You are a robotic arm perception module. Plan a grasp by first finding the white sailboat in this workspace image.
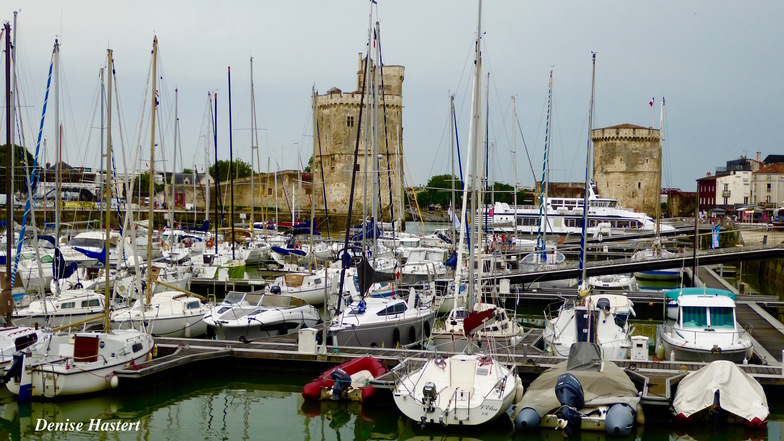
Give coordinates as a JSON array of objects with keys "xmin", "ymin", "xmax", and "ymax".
[
  {"xmin": 541, "ymin": 54, "xmax": 635, "ymax": 360},
  {"xmin": 4, "ymin": 47, "xmax": 154, "ymax": 400},
  {"xmin": 110, "ymin": 38, "xmax": 208, "ymax": 338},
  {"xmin": 393, "ymin": 1, "xmax": 520, "ymax": 426}
]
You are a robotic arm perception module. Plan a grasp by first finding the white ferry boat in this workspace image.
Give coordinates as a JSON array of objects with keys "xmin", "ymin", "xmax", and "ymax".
[{"xmin": 488, "ymin": 185, "xmax": 674, "ymax": 237}]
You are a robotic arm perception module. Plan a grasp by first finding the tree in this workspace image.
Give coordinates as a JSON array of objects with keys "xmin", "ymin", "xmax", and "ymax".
[
  {"xmin": 416, "ymin": 174, "xmax": 464, "ymax": 208},
  {"xmin": 209, "ymin": 159, "xmax": 252, "ymax": 182},
  {"xmin": 130, "ymin": 172, "xmax": 165, "ymax": 201},
  {"xmin": 304, "ymin": 156, "xmax": 313, "ymax": 173},
  {"xmin": 0, "ymin": 144, "xmax": 39, "ymax": 195}
]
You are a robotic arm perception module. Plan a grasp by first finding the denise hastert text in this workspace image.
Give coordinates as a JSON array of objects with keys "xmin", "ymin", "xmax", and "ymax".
[{"xmin": 35, "ymin": 418, "xmax": 141, "ymax": 432}]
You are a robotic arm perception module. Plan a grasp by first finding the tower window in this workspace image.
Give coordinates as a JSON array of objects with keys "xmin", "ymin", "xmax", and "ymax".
[
  {"xmin": 347, "ymin": 116, "xmax": 355, "ymax": 128},
  {"xmin": 638, "ymin": 182, "xmax": 641, "ymax": 189}
]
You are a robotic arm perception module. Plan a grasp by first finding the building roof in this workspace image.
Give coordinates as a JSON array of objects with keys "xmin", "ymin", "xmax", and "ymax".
[
  {"xmin": 696, "ymin": 174, "xmax": 718, "ymax": 182},
  {"xmin": 598, "ymin": 123, "xmax": 651, "ymax": 130},
  {"xmin": 755, "ymin": 163, "xmax": 784, "ymax": 174},
  {"xmin": 763, "ymin": 154, "xmax": 784, "ymax": 164}
]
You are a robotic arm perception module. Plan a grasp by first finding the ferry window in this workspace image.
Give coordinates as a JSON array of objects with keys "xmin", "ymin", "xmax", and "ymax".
[
  {"xmin": 682, "ymin": 306, "xmax": 708, "ymax": 328},
  {"xmin": 709, "ymin": 307, "xmax": 734, "ymax": 328}
]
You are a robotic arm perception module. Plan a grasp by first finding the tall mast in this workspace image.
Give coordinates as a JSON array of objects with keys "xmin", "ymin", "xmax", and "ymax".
[
  {"xmin": 4, "ymin": 23, "xmax": 12, "ymax": 288},
  {"xmin": 250, "ymin": 57, "xmax": 258, "ymax": 231},
  {"xmin": 310, "ymin": 86, "xmax": 317, "ymax": 272},
  {"xmin": 512, "ymin": 96, "xmax": 519, "ymax": 242},
  {"xmin": 578, "ymin": 53, "xmax": 596, "ymax": 290},
  {"xmin": 146, "ymin": 36, "xmax": 158, "ymax": 306},
  {"xmin": 170, "ymin": 88, "xmax": 178, "ymax": 232},
  {"xmin": 213, "ymin": 92, "xmax": 219, "ymax": 253},
  {"xmin": 450, "ymin": 94, "xmax": 456, "ymax": 243},
  {"xmin": 54, "ymin": 39, "xmax": 61, "ymax": 260},
  {"xmin": 204, "ymin": 92, "xmax": 211, "ymax": 224},
  {"xmin": 103, "ymin": 48, "xmax": 114, "ymax": 332},
  {"xmin": 536, "ymin": 69, "xmax": 553, "ymax": 257},
  {"xmin": 228, "ymin": 66, "xmax": 236, "ymax": 261},
  {"xmin": 454, "ymin": 0, "xmax": 482, "ymax": 321},
  {"xmin": 656, "ymin": 97, "xmax": 664, "ymax": 239}
]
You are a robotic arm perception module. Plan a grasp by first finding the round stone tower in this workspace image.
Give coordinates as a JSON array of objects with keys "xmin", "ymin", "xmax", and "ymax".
[
  {"xmin": 313, "ymin": 54, "xmax": 404, "ymax": 226},
  {"xmin": 591, "ymin": 124, "xmax": 661, "ymax": 215}
]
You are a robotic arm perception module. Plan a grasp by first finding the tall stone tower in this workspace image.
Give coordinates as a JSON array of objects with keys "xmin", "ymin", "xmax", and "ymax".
[
  {"xmin": 592, "ymin": 124, "xmax": 661, "ymax": 215},
  {"xmin": 313, "ymin": 54, "xmax": 405, "ymax": 227}
]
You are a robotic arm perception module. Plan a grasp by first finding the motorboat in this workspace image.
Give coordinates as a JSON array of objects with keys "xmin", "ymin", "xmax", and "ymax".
[
  {"xmin": 203, "ymin": 290, "xmax": 321, "ymax": 341},
  {"xmin": 110, "ymin": 291, "xmax": 208, "ymax": 338},
  {"xmin": 265, "ymin": 270, "xmax": 333, "ymax": 306},
  {"xmin": 13, "ymin": 288, "xmax": 107, "ymax": 329},
  {"xmin": 3, "ymin": 329, "xmax": 154, "ymax": 399},
  {"xmin": 656, "ymin": 287, "xmax": 753, "ymax": 363},
  {"xmin": 542, "ymin": 294, "xmax": 635, "ymax": 360},
  {"xmin": 586, "ymin": 274, "xmax": 638, "ymax": 293},
  {"xmin": 513, "ymin": 342, "xmax": 641, "ymax": 437}
]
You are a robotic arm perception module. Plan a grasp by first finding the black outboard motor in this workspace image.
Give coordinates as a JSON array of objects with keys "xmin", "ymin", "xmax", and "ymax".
[
  {"xmin": 555, "ymin": 373, "xmax": 584, "ymax": 437},
  {"xmin": 330, "ymin": 367, "xmax": 351, "ymax": 401}
]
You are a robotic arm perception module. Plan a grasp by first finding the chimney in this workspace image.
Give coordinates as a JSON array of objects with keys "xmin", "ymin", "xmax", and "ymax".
[
  {"xmin": 706, "ymin": 172, "xmax": 712, "ymax": 177},
  {"xmin": 757, "ymin": 152, "xmax": 761, "ymax": 162}
]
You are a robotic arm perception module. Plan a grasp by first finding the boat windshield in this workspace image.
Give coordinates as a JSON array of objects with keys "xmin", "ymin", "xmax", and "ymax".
[
  {"xmin": 709, "ymin": 307, "xmax": 735, "ymax": 328},
  {"xmin": 682, "ymin": 306, "xmax": 708, "ymax": 328}
]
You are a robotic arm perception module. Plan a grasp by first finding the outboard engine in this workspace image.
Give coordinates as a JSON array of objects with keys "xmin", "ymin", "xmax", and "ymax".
[
  {"xmin": 422, "ymin": 381, "xmax": 437, "ymax": 412},
  {"xmin": 606, "ymin": 403, "xmax": 636, "ymax": 436},
  {"xmin": 330, "ymin": 368, "xmax": 351, "ymax": 401},
  {"xmin": 555, "ymin": 373, "xmax": 584, "ymax": 437},
  {"xmin": 514, "ymin": 407, "xmax": 541, "ymax": 431}
]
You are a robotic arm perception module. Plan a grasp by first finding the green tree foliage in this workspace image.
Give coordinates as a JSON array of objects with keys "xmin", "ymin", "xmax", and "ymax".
[
  {"xmin": 415, "ymin": 174, "xmax": 464, "ymax": 208},
  {"xmin": 304, "ymin": 156, "xmax": 313, "ymax": 173},
  {"xmin": 130, "ymin": 172, "xmax": 165, "ymax": 200},
  {"xmin": 209, "ymin": 159, "xmax": 253, "ymax": 182},
  {"xmin": 0, "ymin": 144, "xmax": 39, "ymax": 194}
]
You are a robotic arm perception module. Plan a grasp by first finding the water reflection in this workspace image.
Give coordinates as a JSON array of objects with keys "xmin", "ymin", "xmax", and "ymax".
[{"xmin": 0, "ymin": 377, "xmax": 778, "ymax": 441}]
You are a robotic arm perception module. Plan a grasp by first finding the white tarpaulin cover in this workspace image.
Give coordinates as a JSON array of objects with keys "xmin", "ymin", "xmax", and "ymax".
[{"xmin": 672, "ymin": 360, "xmax": 768, "ymax": 422}]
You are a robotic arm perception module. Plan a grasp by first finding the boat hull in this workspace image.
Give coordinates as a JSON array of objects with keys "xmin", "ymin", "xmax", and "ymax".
[{"xmin": 329, "ymin": 312, "xmax": 435, "ymax": 348}]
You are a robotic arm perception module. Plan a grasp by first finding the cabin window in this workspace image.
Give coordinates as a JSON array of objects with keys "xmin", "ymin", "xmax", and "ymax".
[
  {"xmin": 682, "ymin": 306, "xmax": 708, "ymax": 328},
  {"xmin": 709, "ymin": 307, "xmax": 734, "ymax": 328},
  {"xmin": 187, "ymin": 301, "xmax": 201, "ymax": 310},
  {"xmin": 82, "ymin": 299, "xmax": 101, "ymax": 308},
  {"xmin": 15, "ymin": 334, "xmax": 38, "ymax": 351},
  {"xmin": 61, "ymin": 302, "xmax": 75, "ymax": 309},
  {"xmin": 377, "ymin": 302, "xmax": 407, "ymax": 316},
  {"xmin": 132, "ymin": 342, "xmax": 144, "ymax": 353}
]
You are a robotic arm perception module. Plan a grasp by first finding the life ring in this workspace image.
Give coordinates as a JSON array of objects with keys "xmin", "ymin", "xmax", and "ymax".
[
  {"xmin": 206, "ymin": 238, "xmax": 215, "ymax": 248},
  {"xmin": 408, "ymin": 326, "xmax": 416, "ymax": 343},
  {"xmin": 434, "ymin": 356, "xmax": 447, "ymax": 369},
  {"xmin": 294, "ymin": 243, "xmax": 302, "ymax": 250},
  {"xmin": 392, "ymin": 328, "xmax": 401, "ymax": 348}
]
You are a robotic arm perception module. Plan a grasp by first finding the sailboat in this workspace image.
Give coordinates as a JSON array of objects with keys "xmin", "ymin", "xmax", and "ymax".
[
  {"xmin": 393, "ymin": 1, "xmax": 520, "ymax": 426},
  {"xmin": 519, "ymin": 69, "xmax": 571, "ymax": 289},
  {"xmin": 540, "ymin": 54, "xmax": 635, "ymax": 361},
  {"xmin": 4, "ymin": 47, "xmax": 154, "ymax": 400},
  {"xmin": 110, "ymin": 38, "xmax": 208, "ymax": 338}
]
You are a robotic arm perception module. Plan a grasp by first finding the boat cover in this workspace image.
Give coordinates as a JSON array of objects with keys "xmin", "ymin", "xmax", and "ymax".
[
  {"xmin": 672, "ymin": 360, "xmax": 768, "ymax": 422},
  {"xmin": 518, "ymin": 343, "xmax": 640, "ymax": 417}
]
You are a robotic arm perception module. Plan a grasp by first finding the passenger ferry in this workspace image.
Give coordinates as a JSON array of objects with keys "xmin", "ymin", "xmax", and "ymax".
[{"xmin": 487, "ymin": 185, "xmax": 674, "ymax": 237}]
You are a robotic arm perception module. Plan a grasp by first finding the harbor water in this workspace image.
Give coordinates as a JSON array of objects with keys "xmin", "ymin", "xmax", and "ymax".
[{"xmin": 1, "ymin": 369, "xmax": 782, "ymax": 440}]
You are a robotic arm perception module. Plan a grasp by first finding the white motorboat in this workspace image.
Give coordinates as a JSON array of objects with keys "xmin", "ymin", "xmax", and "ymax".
[
  {"xmin": 399, "ymin": 247, "xmax": 448, "ymax": 284},
  {"xmin": 542, "ymin": 294, "xmax": 635, "ymax": 360},
  {"xmin": 656, "ymin": 287, "xmax": 753, "ymax": 363},
  {"xmin": 586, "ymin": 274, "xmax": 638, "ymax": 293},
  {"xmin": 203, "ymin": 290, "xmax": 321, "ymax": 341},
  {"xmin": 265, "ymin": 270, "xmax": 333, "ymax": 306},
  {"xmin": 3, "ymin": 329, "xmax": 153, "ymax": 399},
  {"xmin": 110, "ymin": 291, "xmax": 208, "ymax": 338},
  {"xmin": 13, "ymin": 288, "xmax": 106, "ymax": 329}
]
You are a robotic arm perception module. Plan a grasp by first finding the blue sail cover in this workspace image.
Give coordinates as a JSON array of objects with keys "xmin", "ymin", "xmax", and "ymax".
[
  {"xmin": 350, "ymin": 219, "xmax": 379, "ymax": 242},
  {"xmin": 444, "ymin": 250, "xmax": 457, "ymax": 269},
  {"xmin": 74, "ymin": 246, "xmax": 107, "ymax": 264}
]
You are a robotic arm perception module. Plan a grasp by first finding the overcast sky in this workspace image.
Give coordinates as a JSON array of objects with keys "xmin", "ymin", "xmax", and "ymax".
[{"xmin": 2, "ymin": 1, "xmax": 782, "ymax": 193}]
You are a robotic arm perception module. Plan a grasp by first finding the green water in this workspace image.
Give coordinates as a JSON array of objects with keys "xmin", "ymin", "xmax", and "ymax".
[{"xmin": 1, "ymin": 370, "xmax": 782, "ymax": 441}]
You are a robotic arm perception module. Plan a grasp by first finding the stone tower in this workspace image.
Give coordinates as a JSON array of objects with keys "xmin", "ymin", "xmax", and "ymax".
[
  {"xmin": 592, "ymin": 124, "xmax": 661, "ymax": 215},
  {"xmin": 313, "ymin": 54, "xmax": 404, "ymax": 226}
]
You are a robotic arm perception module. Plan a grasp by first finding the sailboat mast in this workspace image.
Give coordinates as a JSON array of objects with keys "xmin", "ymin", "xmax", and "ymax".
[
  {"xmin": 146, "ymin": 36, "xmax": 158, "ymax": 306},
  {"xmin": 450, "ymin": 94, "xmax": 456, "ymax": 243},
  {"xmin": 213, "ymin": 92, "xmax": 219, "ymax": 252},
  {"xmin": 536, "ymin": 69, "xmax": 553, "ymax": 256},
  {"xmin": 228, "ymin": 66, "xmax": 236, "ymax": 261},
  {"xmin": 512, "ymin": 96, "xmax": 518, "ymax": 241},
  {"xmin": 170, "ymin": 88, "xmax": 178, "ymax": 232},
  {"xmin": 54, "ymin": 39, "xmax": 61, "ymax": 257},
  {"xmin": 656, "ymin": 98, "xmax": 664, "ymax": 238},
  {"xmin": 4, "ymin": 22, "xmax": 11, "ymax": 286},
  {"xmin": 454, "ymin": 0, "xmax": 482, "ymax": 310},
  {"xmin": 578, "ymin": 53, "xmax": 596, "ymax": 288},
  {"xmin": 104, "ymin": 48, "xmax": 114, "ymax": 332},
  {"xmin": 310, "ymin": 86, "xmax": 317, "ymax": 271},
  {"xmin": 250, "ymin": 57, "xmax": 257, "ymax": 231}
]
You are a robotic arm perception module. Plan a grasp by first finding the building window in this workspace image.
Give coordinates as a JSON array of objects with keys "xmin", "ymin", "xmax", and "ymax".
[
  {"xmin": 347, "ymin": 116, "xmax": 355, "ymax": 128},
  {"xmin": 744, "ymin": 197, "xmax": 749, "ymax": 204},
  {"xmin": 267, "ymin": 188, "xmax": 273, "ymax": 195},
  {"xmin": 767, "ymin": 196, "xmax": 772, "ymax": 203},
  {"xmin": 355, "ymin": 164, "xmax": 360, "ymax": 172},
  {"xmin": 638, "ymin": 182, "xmax": 641, "ymax": 189},
  {"xmin": 767, "ymin": 183, "xmax": 772, "ymax": 192},
  {"xmin": 724, "ymin": 183, "xmax": 729, "ymax": 191}
]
